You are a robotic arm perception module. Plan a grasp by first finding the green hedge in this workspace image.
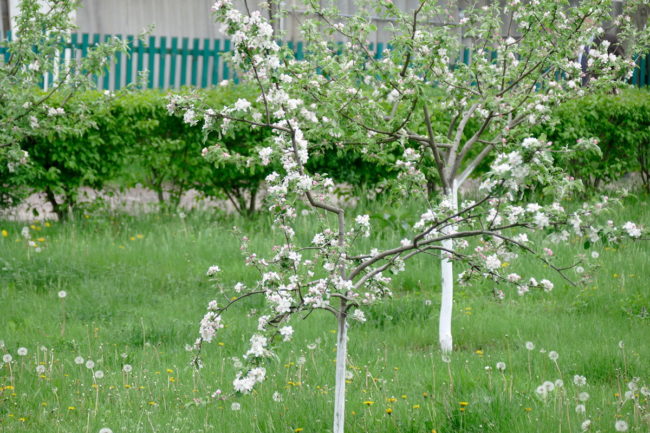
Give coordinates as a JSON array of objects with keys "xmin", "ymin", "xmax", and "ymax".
[
  {"xmin": 539, "ymin": 89, "xmax": 650, "ymax": 192},
  {"xmin": 16, "ymin": 87, "xmax": 650, "ymax": 219},
  {"xmin": 17, "ymin": 86, "xmax": 395, "ymax": 219}
]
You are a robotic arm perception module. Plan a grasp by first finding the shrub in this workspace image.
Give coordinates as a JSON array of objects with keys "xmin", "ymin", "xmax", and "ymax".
[{"xmin": 540, "ymin": 89, "xmax": 650, "ymax": 192}]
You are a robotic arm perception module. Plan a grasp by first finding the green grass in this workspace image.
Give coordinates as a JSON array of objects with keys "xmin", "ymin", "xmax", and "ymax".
[{"xmin": 0, "ymin": 196, "xmax": 649, "ymax": 433}]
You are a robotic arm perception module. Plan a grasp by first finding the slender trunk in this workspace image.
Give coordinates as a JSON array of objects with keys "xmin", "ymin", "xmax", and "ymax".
[
  {"xmin": 333, "ymin": 303, "xmax": 348, "ymax": 433},
  {"xmin": 1, "ymin": 0, "xmax": 10, "ymax": 35},
  {"xmin": 45, "ymin": 187, "xmax": 66, "ymax": 221},
  {"xmin": 439, "ymin": 179, "xmax": 458, "ymax": 354}
]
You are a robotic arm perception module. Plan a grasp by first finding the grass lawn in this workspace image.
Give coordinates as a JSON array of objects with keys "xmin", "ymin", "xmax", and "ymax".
[{"xmin": 0, "ymin": 195, "xmax": 649, "ymax": 433}]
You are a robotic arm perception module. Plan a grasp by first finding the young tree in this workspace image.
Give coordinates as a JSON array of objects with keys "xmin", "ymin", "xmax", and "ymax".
[
  {"xmin": 0, "ymin": 0, "xmax": 127, "ymax": 209},
  {"xmin": 176, "ymin": 1, "xmax": 648, "ymax": 432}
]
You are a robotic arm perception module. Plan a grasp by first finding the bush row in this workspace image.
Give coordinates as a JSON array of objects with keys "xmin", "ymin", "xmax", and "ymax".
[
  {"xmin": 8, "ymin": 87, "xmax": 650, "ymax": 219},
  {"xmin": 539, "ymin": 89, "xmax": 650, "ymax": 192},
  {"xmin": 13, "ymin": 85, "xmax": 394, "ymax": 220}
]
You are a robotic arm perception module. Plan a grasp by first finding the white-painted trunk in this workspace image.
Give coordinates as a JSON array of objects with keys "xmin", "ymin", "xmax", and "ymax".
[
  {"xmin": 333, "ymin": 312, "xmax": 348, "ymax": 433},
  {"xmin": 439, "ymin": 180, "xmax": 459, "ymax": 354}
]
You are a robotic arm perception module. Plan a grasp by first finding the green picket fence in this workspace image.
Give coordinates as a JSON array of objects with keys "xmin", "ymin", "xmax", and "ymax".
[{"xmin": 1, "ymin": 32, "xmax": 649, "ymax": 90}]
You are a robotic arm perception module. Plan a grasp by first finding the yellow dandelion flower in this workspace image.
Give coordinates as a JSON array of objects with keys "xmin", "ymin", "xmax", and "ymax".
[
  {"xmin": 129, "ymin": 236, "xmax": 136, "ymax": 241},
  {"xmin": 474, "ymin": 350, "xmax": 484, "ymax": 356},
  {"xmin": 363, "ymin": 401, "xmax": 374, "ymax": 406},
  {"xmin": 168, "ymin": 377, "xmax": 175, "ymax": 383},
  {"xmin": 294, "ymin": 429, "xmax": 304, "ymax": 433},
  {"xmin": 1, "ymin": 230, "xmax": 8, "ymax": 237},
  {"xmin": 385, "ymin": 408, "xmax": 393, "ymax": 415},
  {"xmin": 166, "ymin": 369, "xmax": 174, "ymax": 373},
  {"xmin": 19, "ymin": 417, "xmax": 27, "ymax": 422},
  {"xmin": 68, "ymin": 406, "xmax": 76, "ymax": 411},
  {"xmin": 37, "ymin": 237, "xmax": 46, "ymax": 242},
  {"xmin": 218, "ymin": 342, "xmax": 225, "ymax": 346},
  {"xmin": 524, "ymin": 407, "xmax": 532, "ymax": 412},
  {"xmin": 45, "ymin": 222, "xmax": 51, "ymax": 227},
  {"xmin": 401, "ymin": 394, "xmax": 407, "ymax": 399},
  {"xmin": 413, "ymin": 404, "xmax": 421, "ymax": 409},
  {"xmin": 459, "ymin": 401, "xmax": 469, "ymax": 407},
  {"xmin": 136, "ymin": 234, "xmax": 144, "ymax": 239},
  {"xmin": 41, "ymin": 402, "xmax": 47, "ymax": 406},
  {"xmin": 148, "ymin": 401, "xmax": 157, "ymax": 406},
  {"xmin": 124, "ymin": 384, "xmax": 131, "ymax": 389},
  {"xmin": 387, "ymin": 397, "xmax": 397, "ymax": 403}
]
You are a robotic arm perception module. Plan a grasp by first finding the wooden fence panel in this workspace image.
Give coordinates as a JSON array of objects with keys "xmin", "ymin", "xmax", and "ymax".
[{"xmin": 1, "ymin": 31, "xmax": 649, "ymax": 90}]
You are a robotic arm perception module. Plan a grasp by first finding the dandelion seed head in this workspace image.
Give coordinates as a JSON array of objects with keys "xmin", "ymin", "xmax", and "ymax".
[
  {"xmin": 614, "ymin": 420, "xmax": 628, "ymax": 432},
  {"xmin": 74, "ymin": 356, "xmax": 84, "ymax": 365},
  {"xmin": 17, "ymin": 347, "xmax": 28, "ymax": 356},
  {"xmin": 231, "ymin": 402, "xmax": 241, "ymax": 411},
  {"xmin": 525, "ymin": 341, "xmax": 535, "ymax": 351},
  {"xmin": 85, "ymin": 360, "xmax": 95, "ymax": 369},
  {"xmin": 573, "ymin": 375, "xmax": 587, "ymax": 386}
]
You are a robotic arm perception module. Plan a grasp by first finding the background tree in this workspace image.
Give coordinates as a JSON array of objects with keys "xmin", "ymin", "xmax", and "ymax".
[{"xmin": 0, "ymin": 0, "xmax": 127, "ymax": 210}]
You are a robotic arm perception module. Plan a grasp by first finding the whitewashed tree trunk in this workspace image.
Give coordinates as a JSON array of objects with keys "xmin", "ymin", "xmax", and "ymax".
[
  {"xmin": 439, "ymin": 179, "xmax": 459, "ymax": 354},
  {"xmin": 333, "ymin": 309, "xmax": 348, "ymax": 433}
]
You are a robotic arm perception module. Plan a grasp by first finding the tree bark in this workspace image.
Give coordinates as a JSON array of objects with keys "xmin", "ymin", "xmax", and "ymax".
[
  {"xmin": 332, "ymin": 303, "xmax": 348, "ymax": 433},
  {"xmin": 0, "ymin": 0, "xmax": 10, "ymax": 36},
  {"xmin": 439, "ymin": 179, "xmax": 458, "ymax": 354}
]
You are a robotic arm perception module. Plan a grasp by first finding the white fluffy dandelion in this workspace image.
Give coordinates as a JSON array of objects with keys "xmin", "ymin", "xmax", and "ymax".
[
  {"xmin": 85, "ymin": 360, "xmax": 95, "ymax": 369},
  {"xmin": 94, "ymin": 370, "xmax": 104, "ymax": 379},
  {"xmin": 614, "ymin": 420, "xmax": 628, "ymax": 432},
  {"xmin": 2, "ymin": 354, "xmax": 12, "ymax": 363},
  {"xmin": 17, "ymin": 347, "xmax": 28, "ymax": 356},
  {"xmin": 58, "ymin": 290, "xmax": 67, "ymax": 299},
  {"xmin": 496, "ymin": 362, "xmax": 506, "ymax": 371},
  {"xmin": 548, "ymin": 351, "xmax": 559, "ymax": 361},
  {"xmin": 231, "ymin": 402, "xmax": 241, "ymax": 411},
  {"xmin": 525, "ymin": 341, "xmax": 535, "ymax": 351},
  {"xmin": 573, "ymin": 375, "xmax": 587, "ymax": 386},
  {"xmin": 122, "ymin": 364, "xmax": 133, "ymax": 373},
  {"xmin": 74, "ymin": 356, "xmax": 84, "ymax": 365}
]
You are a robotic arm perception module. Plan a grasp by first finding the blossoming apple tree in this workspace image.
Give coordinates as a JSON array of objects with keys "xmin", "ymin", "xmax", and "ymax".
[
  {"xmin": 172, "ymin": 1, "xmax": 648, "ymax": 432},
  {"xmin": 0, "ymin": 0, "xmax": 127, "ymax": 206}
]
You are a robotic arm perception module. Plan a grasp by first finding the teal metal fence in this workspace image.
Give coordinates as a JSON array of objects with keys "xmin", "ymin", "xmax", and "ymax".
[{"xmin": 1, "ymin": 32, "xmax": 649, "ymax": 90}]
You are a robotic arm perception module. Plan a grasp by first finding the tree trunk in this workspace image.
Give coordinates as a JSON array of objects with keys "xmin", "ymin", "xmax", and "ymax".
[
  {"xmin": 0, "ymin": 0, "xmax": 10, "ymax": 36},
  {"xmin": 45, "ymin": 187, "xmax": 67, "ymax": 221},
  {"xmin": 332, "ymin": 305, "xmax": 348, "ymax": 433},
  {"xmin": 439, "ymin": 179, "xmax": 458, "ymax": 354}
]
